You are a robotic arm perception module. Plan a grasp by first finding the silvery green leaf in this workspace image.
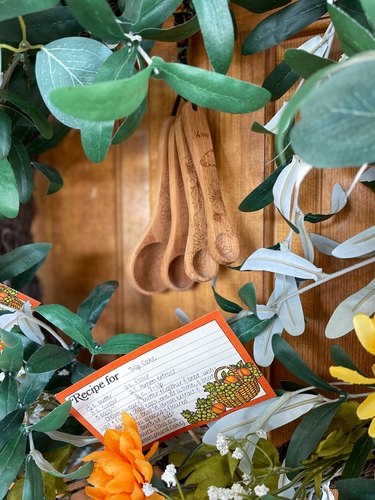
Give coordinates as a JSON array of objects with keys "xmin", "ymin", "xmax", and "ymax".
[
  {"xmin": 35, "ymin": 37, "xmax": 111, "ymax": 129},
  {"xmin": 241, "ymin": 248, "xmax": 323, "ymax": 281},
  {"xmin": 0, "ymin": 311, "xmax": 18, "ymax": 330},
  {"xmin": 325, "ymin": 278, "xmax": 375, "ymax": 338},
  {"xmin": 332, "ymin": 225, "xmax": 375, "ymax": 258},
  {"xmin": 361, "ymin": 167, "xmax": 375, "ymax": 182},
  {"xmin": 278, "ymin": 460, "xmax": 295, "ymax": 498},
  {"xmin": 331, "ymin": 183, "xmax": 347, "ymax": 213},
  {"xmin": 310, "ymin": 233, "xmax": 339, "ymax": 256},
  {"xmin": 46, "ymin": 430, "xmax": 99, "ymax": 447},
  {"xmin": 175, "ymin": 308, "xmax": 191, "ymax": 325},
  {"xmin": 253, "ymin": 312, "xmax": 283, "ymax": 366},
  {"xmin": 272, "ymin": 156, "xmax": 312, "ymax": 221},
  {"xmin": 30, "ymin": 449, "xmax": 93, "ymax": 478},
  {"xmin": 262, "ymin": 101, "xmax": 288, "ymax": 134},
  {"xmin": 17, "ymin": 302, "xmax": 44, "ymax": 344},
  {"xmin": 274, "ymin": 273, "xmax": 305, "ymax": 336},
  {"xmin": 296, "ymin": 212, "xmax": 314, "ymax": 262}
]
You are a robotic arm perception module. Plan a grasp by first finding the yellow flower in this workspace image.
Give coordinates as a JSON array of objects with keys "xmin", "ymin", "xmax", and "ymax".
[
  {"xmin": 329, "ymin": 314, "xmax": 375, "ymax": 437},
  {"xmin": 83, "ymin": 412, "xmax": 164, "ymax": 500}
]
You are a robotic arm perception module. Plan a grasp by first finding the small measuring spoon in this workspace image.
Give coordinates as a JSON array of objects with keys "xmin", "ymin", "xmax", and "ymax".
[
  {"xmin": 160, "ymin": 123, "xmax": 194, "ymax": 291},
  {"xmin": 181, "ymin": 103, "xmax": 239, "ymax": 265},
  {"xmin": 128, "ymin": 116, "xmax": 174, "ymax": 295},
  {"xmin": 175, "ymin": 115, "xmax": 218, "ymax": 282}
]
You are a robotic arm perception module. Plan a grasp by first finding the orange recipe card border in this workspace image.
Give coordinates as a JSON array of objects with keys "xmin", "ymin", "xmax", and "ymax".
[{"xmin": 56, "ymin": 310, "xmax": 276, "ymax": 446}]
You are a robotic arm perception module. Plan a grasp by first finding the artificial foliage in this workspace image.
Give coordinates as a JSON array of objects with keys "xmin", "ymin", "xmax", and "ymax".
[{"xmin": 0, "ymin": 0, "xmax": 374, "ymax": 499}]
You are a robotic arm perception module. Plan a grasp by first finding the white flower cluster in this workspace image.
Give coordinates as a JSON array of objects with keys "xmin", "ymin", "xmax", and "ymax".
[
  {"xmin": 207, "ymin": 483, "xmax": 248, "ymax": 500},
  {"xmin": 216, "ymin": 433, "xmax": 230, "ymax": 456},
  {"xmin": 161, "ymin": 463, "xmax": 177, "ymax": 487},
  {"xmin": 142, "ymin": 483, "xmax": 156, "ymax": 497}
]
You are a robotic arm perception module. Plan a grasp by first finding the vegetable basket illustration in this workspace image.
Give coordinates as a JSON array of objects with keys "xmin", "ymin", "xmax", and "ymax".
[{"xmin": 214, "ymin": 365, "xmax": 260, "ymax": 408}]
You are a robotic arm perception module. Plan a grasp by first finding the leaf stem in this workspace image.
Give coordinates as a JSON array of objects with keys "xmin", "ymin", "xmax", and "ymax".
[
  {"xmin": 346, "ymin": 163, "xmax": 368, "ymax": 198},
  {"xmin": 18, "ymin": 16, "xmax": 27, "ymax": 41}
]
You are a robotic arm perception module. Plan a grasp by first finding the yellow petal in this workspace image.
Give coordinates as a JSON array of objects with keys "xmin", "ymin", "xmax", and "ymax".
[
  {"xmin": 357, "ymin": 392, "xmax": 375, "ymax": 419},
  {"xmin": 122, "ymin": 412, "xmax": 139, "ymax": 433},
  {"xmin": 145, "ymin": 441, "xmax": 158, "ymax": 460},
  {"xmin": 353, "ymin": 314, "xmax": 375, "ymax": 356},
  {"xmin": 369, "ymin": 418, "xmax": 375, "ymax": 437},
  {"xmin": 329, "ymin": 366, "xmax": 375, "ymax": 385}
]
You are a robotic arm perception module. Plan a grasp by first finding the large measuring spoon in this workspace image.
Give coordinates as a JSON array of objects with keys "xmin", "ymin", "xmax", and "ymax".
[
  {"xmin": 175, "ymin": 115, "xmax": 218, "ymax": 281},
  {"xmin": 181, "ymin": 103, "xmax": 239, "ymax": 265},
  {"xmin": 128, "ymin": 116, "xmax": 174, "ymax": 295},
  {"xmin": 160, "ymin": 123, "xmax": 194, "ymax": 291}
]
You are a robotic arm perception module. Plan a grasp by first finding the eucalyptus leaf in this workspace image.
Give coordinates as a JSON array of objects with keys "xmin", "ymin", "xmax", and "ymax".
[
  {"xmin": 77, "ymin": 280, "xmax": 119, "ymax": 330},
  {"xmin": 8, "ymin": 136, "xmax": 33, "ymax": 204},
  {"xmin": 274, "ymin": 274, "xmax": 304, "ymax": 336},
  {"xmin": 231, "ymin": 0, "xmax": 292, "ymax": 14},
  {"xmin": 0, "ymin": 0, "xmax": 59, "ymax": 22},
  {"xmin": 27, "ymin": 122, "xmax": 70, "ymax": 157},
  {"xmin": 30, "ymin": 449, "xmax": 93, "ymax": 479},
  {"xmin": 80, "ymin": 121, "xmax": 114, "ymax": 163},
  {"xmin": 0, "ymin": 158, "xmax": 19, "ymax": 218},
  {"xmin": 97, "ymin": 333, "xmax": 156, "ymax": 355},
  {"xmin": 153, "ymin": 57, "xmax": 270, "ymax": 114},
  {"xmin": 310, "ymin": 234, "xmax": 339, "ymax": 256},
  {"xmin": 140, "ymin": 16, "xmax": 200, "ymax": 41},
  {"xmin": 33, "ymin": 162, "xmax": 63, "ymax": 195},
  {"xmin": 26, "ymin": 345, "xmax": 75, "ymax": 373},
  {"xmin": 336, "ymin": 478, "xmax": 375, "ymax": 499},
  {"xmin": 332, "ymin": 225, "xmax": 375, "ymax": 258},
  {"xmin": 0, "ymin": 331, "xmax": 24, "ymax": 372},
  {"xmin": 0, "ymin": 109, "xmax": 12, "ymax": 159},
  {"xmin": 231, "ymin": 314, "xmax": 276, "ymax": 344},
  {"xmin": 360, "ymin": 166, "xmax": 375, "ymax": 192},
  {"xmin": 285, "ymin": 49, "xmax": 335, "ymax": 79},
  {"xmin": 46, "ymin": 430, "xmax": 99, "ymax": 447},
  {"xmin": 18, "ymin": 371, "xmax": 55, "ymax": 406},
  {"xmin": 131, "ymin": 0, "xmax": 182, "ymax": 32},
  {"xmin": 325, "ymin": 278, "xmax": 375, "ymax": 339},
  {"xmin": 31, "ymin": 401, "xmax": 72, "ymax": 432},
  {"xmin": 0, "ymin": 430, "xmax": 27, "ymax": 499},
  {"xmin": 253, "ymin": 314, "xmax": 283, "ymax": 367},
  {"xmin": 295, "ymin": 213, "xmax": 314, "ymax": 262},
  {"xmin": 361, "ymin": 0, "xmax": 375, "ymax": 27},
  {"xmin": 263, "ymin": 61, "xmax": 299, "ymax": 103},
  {"xmin": 0, "ymin": 374, "xmax": 18, "ymax": 419},
  {"xmin": 212, "ymin": 279, "xmax": 242, "ymax": 314},
  {"xmin": 112, "ymin": 98, "xmax": 147, "ymax": 145},
  {"xmin": 238, "ymin": 282, "xmax": 257, "ymax": 313},
  {"xmin": 0, "ymin": 409, "xmax": 24, "ymax": 451},
  {"xmin": 23, "ymin": 457, "xmax": 45, "ymax": 500}
]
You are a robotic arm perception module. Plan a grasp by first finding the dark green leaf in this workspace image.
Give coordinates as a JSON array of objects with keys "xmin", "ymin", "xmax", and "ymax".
[
  {"xmin": 238, "ymin": 283, "xmax": 257, "ymax": 313},
  {"xmin": 328, "ymin": 3, "xmax": 375, "ymax": 56},
  {"xmin": 8, "ymin": 136, "xmax": 33, "ymax": 203},
  {"xmin": 23, "ymin": 457, "xmax": 45, "ymax": 500},
  {"xmin": 65, "ymin": 0, "xmax": 124, "ymax": 42},
  {"xmin": 239, "ymin": 164, "xmax": 286, "ymax": 212},
  {"xmin": 71, "ymin": 361, "xmax": 95, "ymax": 383},
  {"xmin": 0, "ymin": 0, "xmax": 59, "ymax": 22},
  {"xmin": 95, "ymin": 46, "xmax": 137, "ymax": 82},
  {"xmin": 80, "ymin": 121, "xmax": 114, "ymax": 163},
  {"xmin": 36, "ymin": 304, "xmax": 94, "ymax": 350},
  {"xmin": 26, "ymin": 345, "xmax": 75, "ymax": 373},
  {"xmin": 231, "ymin": 0, "xmax": 292, "ymax": 14},
  {"xmin": 140, "ymin": 16, "xmax": 200, "ymax": 41},
  {"xmin": 304, "ymin": 212, "xmax": 334, "ymax": 223},
  {"xmin": 0, "ymin": 374, "xmax": 18, "ymax": 419},
  {"xmin": 361, "ymin": 0, "xmax": 375, "ymax": 28},
  {"xmin": 362, "ymin": 179, "xmax": 375, "ymax": 192},
  {"xmin": 18, "ymin": 371, "xmax": 55, "ymax": 405},
  {"xmin": 285, "ymin": 400, "xmax": 342, "ymax": 475},
  {"xmin": 77, "ymin": 281, "xmax": 119, "ymax": 330},
  {"xmin": 51, "ymin": 66, "xmax": 152, "ymax": 122},
  {"xmin": 330, "ymin": 345, "xmax": 367, "ymax": 377},
  {"xmin": 33, "ymin": 162, "xmax": 63, "ymax": 195},
  {"xmin": 338, "ymin": 0, "xmax": 373, "ymax": 30},
  {"xmin": 122, "ymin": 0, "xmax": 142, "ymax": 24},
  {"xmin": 132, "ymin": 0, "xmax": 182, "ymax": 31},
  {"xmin": 0, "ymin": 430, "xmax": 27, "ymax": 499},
  {"xmin": 285, "ymin": 49, "xmax": 335, "ymax": 79},
  {"xmin": 0, "ymin": 331, "xmax": 24, "ymax": 372},
  {"xmin": 0, "ymin": 90, "xmax": 53, "ymax": 139},
  {"xmin": 251, "ymin": 121, "xmax": 274, "ymax": 134},
  {"xmin": 0, "ymin": 243, "xmax": 51, "ymax": 282},
  {"xmin": 0, "ymin": 109, "xmax": 12, "ymax": 160},
  {"xmin": 231, "ymin": 315, "xmax": 275, "ymax": 343},
  {"xmin": 192, "ymin": 0, "xmax": 234, "ymax": 74},
  {"xmin": 0, "ymin": 158, "xmax": 19, "ymax": 218},
  {"xmin": 212, "ymin": 285, "xmax": 242, "ymax": 314},
  {"xmin": 98, "ymin": 333, "xmax": 156, "ymax": 355},
  {"xmin": 263, "ymin": 60, "xmax": 299, "ymax": 102},
  {"xmin": 342, "ymin": 432, "xmax": 374, "ymax": 479},
  {"xmin": 242, "ymin": 0, "xmax": 327, "ymax": 54},
  {"xmin": 336, "ymin": 478, "xmax": 375, "ymax": 499},
  {"xmin": 112, "ymin": 98, "xmax": 147, "ymax": 144},
  {"xmin": 0, "ymin": 409, "xmax": 24, "ymax": 452},
  {"xmin": 272, "ymin": 336, "xmax": 343, "ymax": 394},
  {"xmin": 31, "ymin": 401, "xmax": 72, "ymax": 432},
  {"xmin": 11, "ymin": 260, "xmax": 46, "ymax": 290},
  {"xmin": 153, "ymin": 57, "xmax": 270, "ymax": 113},
  {"xmin": 27, "ymin": 122, "xmax": 70, "ymax": 157}
]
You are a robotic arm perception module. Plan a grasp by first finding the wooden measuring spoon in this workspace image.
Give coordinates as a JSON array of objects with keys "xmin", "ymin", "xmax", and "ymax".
[
  {"xmin": 175, "ymin": 115, "xmax": 218, "ymax": 282},
  {"xmin": 160, "ymin": 123, "xmax": 194, "ymax": 291},
  {"xmin": 181, "ymin": 103, "xmax": 239, "ymax": 265},
  {"xmin": 128, "ymin": 116, "xmax": 174, "ymax": 295}
]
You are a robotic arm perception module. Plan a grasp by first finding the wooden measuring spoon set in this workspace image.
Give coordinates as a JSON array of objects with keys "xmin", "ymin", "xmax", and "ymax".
[{"xmin": 129, "ymin": 102, "xmax": 239, "ymax": 295}]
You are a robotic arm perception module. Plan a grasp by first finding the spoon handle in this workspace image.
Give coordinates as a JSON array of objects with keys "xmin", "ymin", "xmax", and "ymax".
[
  {"xmin": 175, "ymin": 115, "xmax": 218, "ymax": 282},
  {"xmin": 181, "ymin": 103, "xmax": 239, "ymax": 265}
]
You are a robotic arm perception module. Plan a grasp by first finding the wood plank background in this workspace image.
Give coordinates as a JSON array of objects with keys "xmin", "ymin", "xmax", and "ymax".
[{"xmin": 33, "ymin": 6, "xmax": 374, "ymax": 430}]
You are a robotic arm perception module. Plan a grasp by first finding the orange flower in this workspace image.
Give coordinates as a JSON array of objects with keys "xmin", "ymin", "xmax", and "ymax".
[{"xmin": 83, "ymin": 412, "xmax": 164, "ymax": 500}]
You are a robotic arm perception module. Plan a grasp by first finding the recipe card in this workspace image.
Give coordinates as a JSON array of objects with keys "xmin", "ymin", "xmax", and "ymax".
[{"xmin": 56, "ymin": 311, "xmax": 275, "ymax": 446}]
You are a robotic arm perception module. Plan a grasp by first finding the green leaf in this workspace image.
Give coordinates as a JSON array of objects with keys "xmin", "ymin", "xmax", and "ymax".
[
  {"xmin": 8, "ymin": 136, "xmax": 33, "ymax": 204},
  {"xmin": 251, "ymin": 121, "xmax": 274, "ymax": 134},
  {"xmin": 33, "ymin": 162, "xmax": 63, "ymax": 195},
  {"xmin": 23, "ymin": 457, "xmax": 45, "ymax": 500},
  {"xmin": 98, "ymin": 333, "xmax": 156, "ymax": 355},
  {"xmin": 330, "ymin": 345, "xmax": 367, "ymax": 376},
  {"xmin": 0, "ymin": 409, "xmax": 24, "ymax": 452},
  {"xmin": 0, "ymin": 374, "xmax": 18, "ymax": 419},
  {"xmin": 336, "ymin": 478, "xmax": 375, "ymax": 499},
  {"xmin": 26, "ymin": 345, "xmax": 75, "ymax": 373},
  {"xmin": 361, "ymin": 0, "xmax": 375, "ymax": 27},
  {"xmin": 328, "ymin": 2, "xmax": 375, "ymax": 56},
  {"xmin": 153, "ymin": 57, "xmax": 270, "ymax": 113},
  {"xmin": 231, "ymin": 0, "xmax": 292, "ymax": 14},
  {"xmin": 285, "ymin": 400, "xmax": 342, "ymax": 475},
  {"xmin": 242, "ymin": 0, "xmax": 327, "ymax": 55},
  {"xmin": 35, "ymin": 37, "xmax": 112, "ymax": 129},
  {"xmin": 0, "ymin": 430, "xmax": 27, "ymax": 499},
  {"xmin": 96, "ymin": 46, "xmax": 137, "ymax": 82},
  {"xmin": 51, "ymin": 66, "xmax": 152, "ymax": 122},
  {"xmin": 0, "ymin": 109, "xmax": 12, "ymax": 160},
  {"xmin": 77, "ymin": 281, "xmax": 119, "ymax": 330},
  {"xmin": 342, "ymin": 432, "xmax": 374, "ymax": 479},
  {"xmin": 112, "ymin": 98, "xmax": 147, "ymax": 144},
  {"xmin": 192, "ymin": 0, "xmax": 234, "ymax": 74},
  {"xmin": 0, "ymin": 90, "xmax": 53, "ymax": 139},
  {"xmin": 263, "ymin": 60, "xmax": 299, "ymax": 102},
  {"xmin": 31, "ymin": 449, "xmax": 93, "ymax": 479},
  {"xmin": 31, "ymin": 402, "xmax": 72, "ymax": 432},
  {"xmin": 239, "ymin": 164, "xmax": 286, "ymax": 212},
  {"xmin": 36, "ymin": 304, "xmax": 95, "ymax": 350},
  {"xmin": 0, "ymin": 331, "xmax": 24, "ymax": 372},
  {"xmin": 18, "ymin": 371, "xmax": 55, "ymax": 406},
  {"xmin": 0, "ymin": 158, "xmax": 19, "ymax": 218},
  {"xmin": 27, "ymin": 122, "xmax": 70, "ymax": 157},
  {"xmin": 131, "ymin": 0, "xmax": 182, "ymax": 31},
  {"xmin": 140, "ymin": 16, "xmax": 200, "ymax": 41},
  {"xmin": 284, "ymin": 49, "xmax": 335, "ymax": 79},
  {"xmin": 272, "ymin": 336, "xmax": 343, "ymax": 394},
  {"xmin": 291, "ymin": 57, "xmax": 375, "ymax": 167},
  {"xmin": 238, "ymin": 282, "xmax": 257, "ymax": 313},
  {"xmin": 212, "ymin": 285, "xmax": 242, "ymax": 314},
  {"xmin": 304, "ymin": 212, "xmax": 334, "ymax": 223},
  {"xmin": 0, "ymin": 243, "xmax": 51, "ymax": 282},
  {"xmin": 71, "ymin": 361, "xmax": 95, "ymax": 383},
  {"xmin": 0, "ymin": 0, "xmax": 58, "ymax": 22},
  {"xmin": 65, "ymin": 0, "xmax": 124, "ymax": 42},
  {"xmin": 231, "ymin": 315, "xmax": 276, "ymax": 343},
  {"xmin": 80, "ymin": 121, "xmax": 114, "ymax": 163}
]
